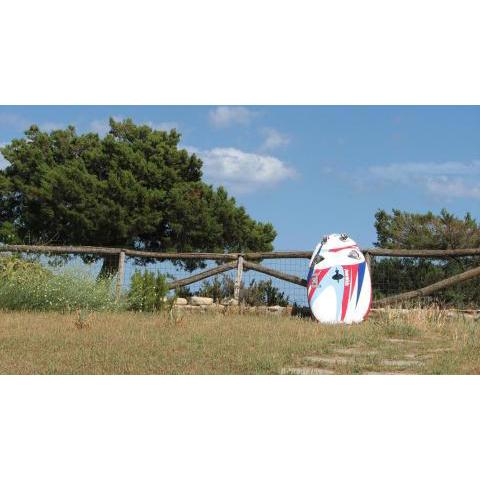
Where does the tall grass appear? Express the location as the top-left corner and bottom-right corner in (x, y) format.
(0, 255), (119, 312)
(0, 309), (478, 374)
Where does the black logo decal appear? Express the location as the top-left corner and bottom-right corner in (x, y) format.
(332, 268), (343, 282)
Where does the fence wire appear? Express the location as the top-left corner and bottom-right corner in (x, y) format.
(2, 249), (480, 309)
(372, 256), (480, 308)
(0, 251), (312, 306)
(128, 256), (311, 306)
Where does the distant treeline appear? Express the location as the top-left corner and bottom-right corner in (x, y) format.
(372, 209), (480, 307)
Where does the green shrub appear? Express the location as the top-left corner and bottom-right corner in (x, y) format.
(241, 279), (289, 306)
(0, 222), (21, 244)
(197, 275), (234, 301)
(0, 254), (51, 280)
(196, 274), (289, 306)
(0, 255), (117, 311)
(127, 270), (169, 311)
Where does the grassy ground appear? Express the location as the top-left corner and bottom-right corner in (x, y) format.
(0, 308), (479, 374)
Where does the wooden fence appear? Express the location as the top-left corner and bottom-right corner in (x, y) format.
(1, 244), (480, 307)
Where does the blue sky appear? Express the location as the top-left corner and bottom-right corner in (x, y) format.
(1, 106), (479, 250)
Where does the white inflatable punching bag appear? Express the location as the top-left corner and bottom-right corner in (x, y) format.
(307, 233), (372, 324)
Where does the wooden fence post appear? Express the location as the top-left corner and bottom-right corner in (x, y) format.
(365, 252), (373, 279)
(234, 255), (244, 302)
(115, 250), (126, 302)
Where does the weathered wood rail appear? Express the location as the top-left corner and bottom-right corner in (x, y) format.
(2, 244), (480, 305)
(3, 243), (480, 258)
(373, 264), (480, 307)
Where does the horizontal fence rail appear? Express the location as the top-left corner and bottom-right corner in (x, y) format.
(363, 247), (480, 258)
(373, 264), (480, 307)
(2, 244), (480, 308)
(168, 261), (238, 289)
(3, 244), (480, 258)
(242, 260), (307, 287)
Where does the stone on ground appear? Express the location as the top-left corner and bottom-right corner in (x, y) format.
(190, 296), (214, 306)
(386, 338), (421, 344)
(281, 367), (335, 375)
(268, 305), (285, 314)
(333, 347), (378, 356)
(304, 356), (351, 365)
(221, 298), (238, 306)
(381, 359), (421, 367)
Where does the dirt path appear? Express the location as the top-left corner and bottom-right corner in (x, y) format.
(281, 335), (454, 374)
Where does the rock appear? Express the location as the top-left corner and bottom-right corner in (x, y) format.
(333, 347), (378, 356)
(364, 372), (399, 375)
(386, 338), (420, 344)
(268, 305), (285, 314)
(381, 359), (422, 367)
(190, 296), (214, 306)
(222, 298), (238, 306)
(304, 356), (350, 365)
(174, 297), (188, 305)
(281, 367), (335, 375)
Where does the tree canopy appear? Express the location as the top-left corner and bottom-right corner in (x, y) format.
(0, 119), (276, 256)
(374, 208), (480, 249)
(373, 209), (480, 307)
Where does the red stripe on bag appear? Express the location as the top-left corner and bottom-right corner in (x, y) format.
(328, 244), (357, 253)
(340, 265), (353, 321)
(308, 268), (330, 302)
(349, 264), (358, 300)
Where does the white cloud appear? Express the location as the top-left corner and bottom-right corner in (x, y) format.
(191, 147), (296, 193)
(369, 161), (480, 182)
(369, 160), (480, 199)
(208, 106), (256, 128)
(260, 127), (290, 150)
(39, 121), (66, 131)
(424, 177), (480, 199)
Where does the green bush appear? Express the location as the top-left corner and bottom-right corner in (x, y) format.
(127, 270), (169, 311)
(196, 274), (289, 306)
(197, 275), (234, 301)
(0, 222), (21, 244)
(0, 255), (117, 311)
(242, 279), (289, 306)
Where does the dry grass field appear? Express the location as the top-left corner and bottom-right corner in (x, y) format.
(0, 308), (479, 374)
